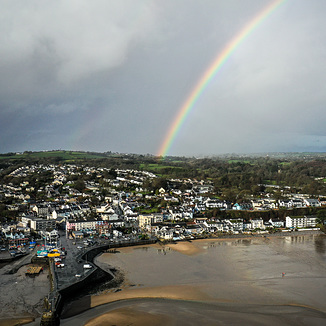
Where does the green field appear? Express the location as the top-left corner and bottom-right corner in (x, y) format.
(280, 161), (291, 166)
(263, 180), (278, 185)
(139, 163), (173, 170)
(228, 160), (252, 164)
(139, 163), (185, 176)
(0, 150), (106, 161)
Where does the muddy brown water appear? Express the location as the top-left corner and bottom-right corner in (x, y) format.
(61, 234), (326, 325)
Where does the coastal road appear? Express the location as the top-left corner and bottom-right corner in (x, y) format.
(55, 231), (94, 289)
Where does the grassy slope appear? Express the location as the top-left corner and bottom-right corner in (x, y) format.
(0, 150), (106, 161)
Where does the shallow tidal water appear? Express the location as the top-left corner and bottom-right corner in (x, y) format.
(63, 234), (326, 325)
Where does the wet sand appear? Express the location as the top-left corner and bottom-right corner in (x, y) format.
(85, 306), (169, 326)
(0, 262), (49, 326)
(61, 233), (326, 325)
(0, 317), (34, 326)
(165, 241), (204, 255)
(83, 299), (326, 326)
(91, 284), (211, 307)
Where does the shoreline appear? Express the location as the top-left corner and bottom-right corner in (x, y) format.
(2, 230), (324, 326)
(146, 230), (325, 256)
(60, 230), (326, 325)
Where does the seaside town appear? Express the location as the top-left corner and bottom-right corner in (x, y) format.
(1, 161), (325, 250)
(3, 1), (326, 324)
(1, 156), (326, 325)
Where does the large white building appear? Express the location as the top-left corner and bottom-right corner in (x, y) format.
(285, 215), (317, 229)
(30, 218), (56, 231)
(138, 214), (163, 229)
(66, 219), (125, 234)
(66, 220), (99, 232)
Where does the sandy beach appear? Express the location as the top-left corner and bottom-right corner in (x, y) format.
(60, 233), (326, 325)
(81, 299), (326, 326)
(85, 306), (169, 326)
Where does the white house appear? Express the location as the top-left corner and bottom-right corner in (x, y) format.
(268, 218), (285, 228)
(303, 198), (321, 207)
(278, 199), (292, 208)
(226, 219), (244, 232)
(250, 218), (264, 230)
(290, 199), (303, 208)
(157, 226), (174, 240)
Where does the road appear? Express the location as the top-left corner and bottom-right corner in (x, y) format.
(52, 230), (156, 291)
(54, 231), (94, 290)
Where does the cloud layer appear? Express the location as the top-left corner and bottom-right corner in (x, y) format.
(1, 0), (326, 156)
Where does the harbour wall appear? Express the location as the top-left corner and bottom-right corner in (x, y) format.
(41, 239), (157, 325)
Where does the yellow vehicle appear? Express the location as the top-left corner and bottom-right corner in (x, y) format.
(48, 252), (61, 258)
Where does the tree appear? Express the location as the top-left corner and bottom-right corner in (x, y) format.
(273, 190), (284, 202)
(251, 185), (261, 196)
(73, 179), (85, 192)
(317, 209), (326, 225)
(144, 177), (168, 192)
(222, 189), (236, 204)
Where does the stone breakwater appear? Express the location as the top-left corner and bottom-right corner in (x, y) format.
(40, 239), (157, 326)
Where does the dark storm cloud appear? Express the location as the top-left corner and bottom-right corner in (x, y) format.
(1, 0), (326, 155)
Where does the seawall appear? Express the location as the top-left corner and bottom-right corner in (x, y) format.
(40, 239), (156, 325)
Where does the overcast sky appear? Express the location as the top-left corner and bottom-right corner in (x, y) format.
(1, 0), (326, 156)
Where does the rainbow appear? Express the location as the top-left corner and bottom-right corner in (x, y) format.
(157, 0), (286, 157)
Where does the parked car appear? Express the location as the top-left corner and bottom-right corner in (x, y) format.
(83, 264), (92, 269)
